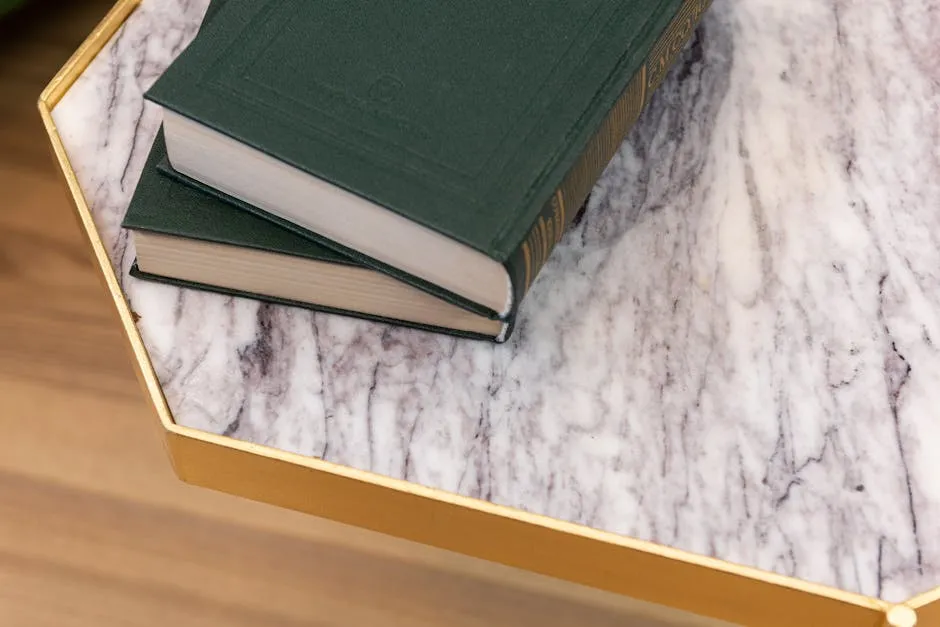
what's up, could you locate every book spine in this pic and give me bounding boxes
[505,0,713,314]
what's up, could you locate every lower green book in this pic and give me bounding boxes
[122,129,508,341]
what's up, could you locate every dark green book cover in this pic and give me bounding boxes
[123,129,503,341]
[147,0,712,320]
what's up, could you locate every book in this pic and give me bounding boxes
[146,0,712,324]
[123,129,506,340]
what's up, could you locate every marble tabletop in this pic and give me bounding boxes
[54,0,940,604]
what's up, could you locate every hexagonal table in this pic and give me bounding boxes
[39,0,940,625]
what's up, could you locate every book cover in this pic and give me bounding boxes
[147,0,712,320]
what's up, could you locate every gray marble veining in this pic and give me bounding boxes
[52,0,940,602]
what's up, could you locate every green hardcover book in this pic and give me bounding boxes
[145,0,712,324]
[123,129,506,340]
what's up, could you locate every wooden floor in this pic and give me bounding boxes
[0,4,704,626]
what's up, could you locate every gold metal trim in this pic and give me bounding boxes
[909,588,940,627]
[884,605,919,627]
[36,1,937,624]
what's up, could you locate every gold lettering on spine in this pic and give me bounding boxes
[523,241,532,290]
[553,191,565,244]
[532,220,543,276]
[533,220,540,270]
[538,217,549,267]
[646,0,711,95]
[517,0,710,294]
[638,65,647,111]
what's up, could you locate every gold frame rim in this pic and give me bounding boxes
[34,1,938,625]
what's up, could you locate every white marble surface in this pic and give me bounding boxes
[53,0,940,602]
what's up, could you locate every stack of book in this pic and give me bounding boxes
[124,0,711,342]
